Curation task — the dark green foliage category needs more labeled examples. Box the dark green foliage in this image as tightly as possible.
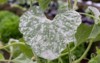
[75,24,93,45]
[88,48,100,63]
[0,11,23,43]
[0,0,7,4]
[72,44,86,59]
[89,55,100,63]
[62,42,86,60]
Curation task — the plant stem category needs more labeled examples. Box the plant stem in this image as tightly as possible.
[8,52,13,63]
[47,60,51,63]
[60,43,82,57]
[0,60,14,62]
[67,44,72,63]
[72,40,93,63]
[32,50,42,63]
[30,0,33,8]
[68,0,72,9]
[73,0,78,9]
[0,42,25,50]
[58,57,63,63]
[80,12,100,21]
[8,43,14,63]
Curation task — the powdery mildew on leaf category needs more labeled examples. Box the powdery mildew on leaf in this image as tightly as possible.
[19,6,81,60]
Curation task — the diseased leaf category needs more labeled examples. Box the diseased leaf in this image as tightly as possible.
[86,6,100,24]
[19,6,81,60]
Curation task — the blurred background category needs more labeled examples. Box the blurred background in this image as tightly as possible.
[0,0,100,63]
[0,0,100,43]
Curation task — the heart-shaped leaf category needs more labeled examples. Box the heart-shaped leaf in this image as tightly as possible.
[19,6,81,60]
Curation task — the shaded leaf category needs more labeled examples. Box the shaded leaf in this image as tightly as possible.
[0,0,7,4]
[0,53,4,60]
[88,55,100,63]
[89,24,100,39]
[13,54,36,63]
[19,43,34,58]
[94,34,100,41]
[88,46,100,63]
[7,39,33,59]
[75,24,93,44]
[38,0,51,10]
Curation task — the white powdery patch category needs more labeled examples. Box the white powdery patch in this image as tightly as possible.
[19,6,81,60]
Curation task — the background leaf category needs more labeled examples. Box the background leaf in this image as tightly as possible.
[19,43,34,58]
[89,24,100,39]
[13,53,35,63]
[7,39,33,59]
[0,11,22,43]
[94,34,100,41]
[89,48,100,63]
[75,24,93,45]
[86,6,100,24]
[88,55,100,63]
[0,53,4,60]
[38,0,51,10]
[0,0,7,4]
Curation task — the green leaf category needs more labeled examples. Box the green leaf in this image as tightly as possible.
[13,54,36,63]
[0,0,7,4]
[0,53,4,60]
[62,42,86,59]
[0,11,22,43]
[89,55,100,63]
[38,0,51,10]
[75,24,93,44]
[89,24,100,39]
[76,23,100,44]
[89,46,100,63]
[94,34,100,41]
[19,43,34,58]
[15,43,33,58]
[96,47,100,55]
[7,39,33,58]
